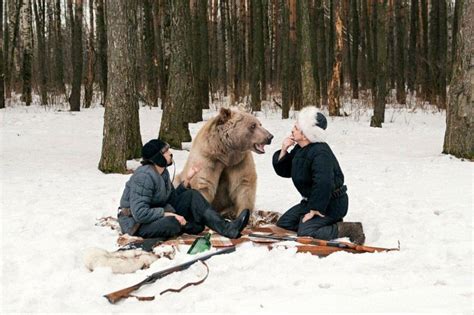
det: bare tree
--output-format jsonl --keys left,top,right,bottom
{"left": 395, "top": 0, "right": 406, "bottom": 104}
{"left": 443, "top": 0, "right": 472, "bottom": 159}
{"left": 152, "top": 0, "right": 167, "bottom": 110}
{"left": 33, "top": 0, "right": 47, "bottom": 105}
{"left": 0, "top": 0, "right": 4, "bottom": 109}
{"left": 143, "top": 0, "right": 157, "bottom": 107}
{"left": 20, "top": 0, "right": 33, "bottom": 105}
{"left": 370, "top": 0, "right": 388, "bottom": 128}
{"left": 250, "top": 0, "right": 263, "bottom": 111}
{"left": 351, "top": 0, "right": 360, "bottom": 99}
{"left": 328, "top": 0, "right": 342, "bottom": 116}
{"left": 52, "top": 0, "right": 65, "bottom": 95}
{"left": 95, "top": 0, "right": 106, "bottom": 105}
{"left": 84, "top": 0, "right": 95, "bottom": 108}
{"left": 158, "top": 0, "right": 193, "bottom": 148}
{"left": 99, "top": 0, "right": 142, "bottom": 173}
{"left": 407, "top": 0, "right": 418, "bottom": 94}
{"left": 68, "top": 0, "right": 83, "bottom": 111}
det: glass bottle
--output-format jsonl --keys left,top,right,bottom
{"left": 187, "top": 233, "right": 212, "bottom": 255}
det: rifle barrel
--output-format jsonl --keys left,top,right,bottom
{"left": 104, "top": 246, "right": 236, "bottom": 304}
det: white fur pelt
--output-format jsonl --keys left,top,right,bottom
{"left": 83, "top": 247, "right": 160, "bottom": 274}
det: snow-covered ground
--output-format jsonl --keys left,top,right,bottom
{"left": 1, "top": 103, "right": 472, "bottom": 314}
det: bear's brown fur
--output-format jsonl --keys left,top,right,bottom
{"left": 175, "top": 108, "right": 273, "bottom": 218}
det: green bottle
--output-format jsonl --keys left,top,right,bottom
{"left": 187, "top": 233, "right": 212, "bottom": 255}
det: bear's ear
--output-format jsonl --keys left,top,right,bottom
{"left": 216, "top": 107, "right": 232, "bottom": 125}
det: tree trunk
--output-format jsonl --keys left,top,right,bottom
{"left": 53, "top": 0, "right": 65, "bottom": 95}
{"left": 2, "top": 0, "right": 7, "bottom": 103}
{"left": 271, "top": 0, "right": 282, "bottom": 91}
{"left": 6, "top": 0, "right": 22, "bottom": 98}
{"left": 0, "top": 0, "right": 4, "bottom": 109}
{"left": 420, "top": 0, "right": 430, "bottom": 100}
{"left": 209, "top": 0, "right": 218, "bottom": 98}
{"left": 306, "top": 0, "right": 320, "bottom": 107}
{"left": 449, "top": 0, "right": 461, "bottom": 83}
{"left": 143, "top": 0, "right": 158, "bottom": 107}
{"left": 68, "top": 0, "right": 83, "bottom": 111}
{"left": 317, "top": 0, "right": 328, "bottom": 105}
{"left": 407, "top": 0, "right": 418, "bottom": 93}
{"left": 437, "top": 0, "right": 447, "bottom": 109}
{"left": 342, "top": 0, "right": 349, "bottom": 91}
{"left": 84, "top": 0, "right": 95, "bottom": 108}
{"left": 228, "top": 0, "right": 238, "bottom": 105}
{"left": 328, "top": 0, "right": 335, "bottom": 80}
{"left": 359, "top": 0, "right": 367, "bottom": 90}
{"left": 262, "top": 0, "right": 269, "bottom": 100}
{"left": 370, "top": 0, "right": 387, "bottom": 128}
{"left": 198, "top": 0, "right": 209, "bottom": 109}
{"left": 443, "top": 0, "right": 472, "bottom": 159}
{"left": 20, "top": 0, "right": 33, "bottom": 106}
{"left": 33, "top": 0, "right": 48, "bottom": 105}
{"left": 281, "top": 0, "right": 290, "bottom": 118}
{"left": 158, "top": 0, "right": 193, "bottom": 148}
{"left": 99, "top": 0, "right": 142, "bottom": 173}
{"left": 387, "top": 0, "right": 395, "bottom": 89}
{"left": 152, "top": 0, "right": 167, "bottom": 110}
{"left": 328, "top": 0, "right": 342, "bottom": 116}
{"left": 395, "top": 0, "right": 406, "bottom": 104}
{"left": 219, "top": 0, "right": 228, "bottom": 96}
{"left": 250, "top": 0, "right": 263, "bottom": 111}
{"left": 351, "top": 0, "right": 360, "bottom": 99}
{"left": 428, "top": 0, "right": 440, "bottom": 106}
{"left": 289, "top": 0, "right": 302, "bottom": 111}
{"left": 363, "top": 0, "right": 374, "bottom": 92}
{"left": 188, "top": 0, "right": 202, "bottom": 123}
{"left": 96, "top": 0, "right": 107, "bottom": 105}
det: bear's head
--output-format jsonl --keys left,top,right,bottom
{"left": 215, "top": 108, "right": 273, "bottom": 154}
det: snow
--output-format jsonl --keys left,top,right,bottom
{"left": 1, "top": 103, "right": 472, "bottom": 314}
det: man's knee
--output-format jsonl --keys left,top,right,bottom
{"left": 161, "top": 217, "right": 183, "bottom": 236}
{"left": 276, "top": 216, "right": 297, "bottom": 231}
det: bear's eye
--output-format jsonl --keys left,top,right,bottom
{"left": 250, "top": 123, "right": 256, "bottom": 130}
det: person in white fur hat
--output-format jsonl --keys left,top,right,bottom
{"left": 272, "top": 106, "right": 365, "bottom": 244}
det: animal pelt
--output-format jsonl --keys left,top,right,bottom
{"left": 83, "top": 245, "right": 176, "bottom": 274}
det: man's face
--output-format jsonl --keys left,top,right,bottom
{"left": 291, "top": 123, "right": 306, "bottom": 142}
{"left": 161, "top": 147, "right": 173, "bottom": 165}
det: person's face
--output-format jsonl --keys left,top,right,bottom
{"left": 161, "top": 146, "right": 173, "bottom": 165}
{"left": 291, "top": 123, "right": 307, "bottom": 142}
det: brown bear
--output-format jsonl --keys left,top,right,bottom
{"left": 175, "top": 107, "right": 273, "bottom": 219}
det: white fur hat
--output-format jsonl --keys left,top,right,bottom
{"left": 296, "top": 106, "right": 327, "bottom": 143}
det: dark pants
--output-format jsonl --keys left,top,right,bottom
{"left": 276, "top": 194, "right": 348, "bottom": 240}
{"left": 137, "top": 189, "right": 210, "bottom": 238}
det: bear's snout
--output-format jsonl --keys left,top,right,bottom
{"left": 266, "top": 134, "right": 274, "bottom": 144}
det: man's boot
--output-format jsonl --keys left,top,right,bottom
{"left": 202, "top": 209, "right": 250, "bottom": 239}
{"left": 336, "top": 222, "right": 365, "bottom": 245}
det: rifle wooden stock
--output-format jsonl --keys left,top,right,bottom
{"left": 249, "top": 233, "right": 399, "bottom": 254}
{"left": 104, "top": 246, "right": 236, "bottom": 304}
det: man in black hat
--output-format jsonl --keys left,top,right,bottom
{"left": 118, "top": 139, "right": 250, "bottom": 239}
{"left": 272, "top": 106, "right": 365, "bottom": 245}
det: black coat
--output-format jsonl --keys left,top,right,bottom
{"left": 272, "top": 143, "right": 345, "bottom": 215}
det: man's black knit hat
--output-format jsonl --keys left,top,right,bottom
{"left": 142, "top": 139, "right": 170, "bottom": 167}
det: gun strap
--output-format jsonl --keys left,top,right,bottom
{"left": 160, "top": 260, "right": 209, "bottom": 295}
{"left": 126, "top": 260, "right": 210, "bottom": 302}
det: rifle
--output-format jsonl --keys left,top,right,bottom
{"left": 104, "top": 246, "right": 236, "bottom": 304}
{"left": 248, "top": 233, "right": 399, "bottom": 254}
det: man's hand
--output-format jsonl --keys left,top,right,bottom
{"left": 278, "top": 136, "right": 296, "bottom": 160}
{"left": 165, "top": 212, "right": 187, "bottom": 226}
{"left": 282, "top": 136, "right": 296, "bottom": 151}
{"left": 302, "top": 210, "right": 325, "bottom": 223}
{"left": 186, "top": 163, "right": 202, "bottom": 182}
